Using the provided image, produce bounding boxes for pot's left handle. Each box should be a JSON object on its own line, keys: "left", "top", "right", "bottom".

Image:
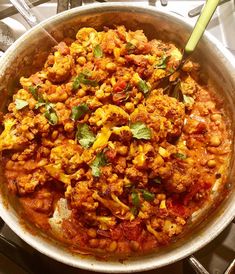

{"left": 9, "top": 0, "right": 39, "bottom": 27}
{"left": 187, "top": 256, "right": 210, "bottom": 274}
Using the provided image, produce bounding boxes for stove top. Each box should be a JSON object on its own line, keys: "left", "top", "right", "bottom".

{"left": 0, "top": 1, "right": 235, "bottom": 274}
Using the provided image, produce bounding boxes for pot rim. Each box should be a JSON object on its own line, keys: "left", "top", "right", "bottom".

{"left": 0, "top": 3, "right": 235, "bottom": 273}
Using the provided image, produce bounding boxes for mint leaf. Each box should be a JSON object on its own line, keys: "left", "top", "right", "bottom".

{"left": 137, "top": 79, "right": 150, "bottom": 95}
{"left": 76, "top": 123, "right": 96, "bottom": 148}
{"left": 94, "top": 44, "right": 103, "bottom": 58}
{"left": 70, "top": 104, "right": 89, "bottom": 121}
{"left": 130, "top": 122, "right": 151, "bottom": 140}
{"left": 15, "top": 99, "right": 28, "bottom": 110}
{"left": 90, "top": 152, "right": 107, "bottom": 177}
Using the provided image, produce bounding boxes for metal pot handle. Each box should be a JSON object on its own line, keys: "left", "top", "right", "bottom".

{"left": 9, "top": 0, "right": 39, "bottom": 27}
{"left": 188, "top": 256, "right": 210, "bottom": 274}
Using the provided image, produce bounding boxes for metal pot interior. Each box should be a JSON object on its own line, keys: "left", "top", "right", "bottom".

{"left": 0, "top": 4, "right": 235, "bottom": 273}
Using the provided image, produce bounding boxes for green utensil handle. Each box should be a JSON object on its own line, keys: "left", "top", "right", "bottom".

{"left": 185, "top": 0, "right": 220, "bottom": 54}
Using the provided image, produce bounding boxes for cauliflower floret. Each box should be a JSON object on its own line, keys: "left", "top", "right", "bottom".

{"left": 130, "top": 93, "right": 185, "bottom": 142}
{"left": 89, "top": 104, "right": 129, "bottom": 127}
{"left": 0, "top": 118, "right": 27, "bottom": 151}
{"left": 92, "top": 191, "right": 134, "bottom": 221}
{"left": 47, "top": 53, "right": 73, "bottom": 83}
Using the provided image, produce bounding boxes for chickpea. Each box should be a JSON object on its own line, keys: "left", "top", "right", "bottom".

{"left": 64, "top": 122, "right": 74, "bottom": 132}
{"left": 99, "top": 239, "right": 107, "bottom": 248}
{"left": 209, "top": 135, "right": 221, "bottom": 147}
{"left": 207, "top": 159, "right": 216, "bottom": 168}
{"left": 77, "top": 89, "right": 86, "bottom": 98}
{"left": 125, "top": 102, "right": 134, "bottom": 113}
{"left": 77, "top": 56, "right": 86, "bottom": 66}
{"left": 106, "top": 62, "right": 117, "bottom": 71}
{"left": 95, "top": 89, "right": 105, "bottom": 99}
{"left": 130, "top": 241, "right": 140, "bottom": 251}
{"left": 89, "top": 239, "right": 99, "bottom": 248}
{"left": 117, "top": 145, "right": 128, "bottom": 156}
{"left": 157, "top": 194, "right": 166, "bottom": 201}
{"left": 117, "top": 57, "right": 126, "bottom": 64}
{"left": 211, "top": 113, "right": 221, "bottom": 122}
{"left": 108, "top": 241, "right": 117, "bottom": 252}
{"left": 87, "top": 228, "right": 97, "bottom": 238}
{"left": 51, "top": 130, "right": 59, "bottom": 140}
{"left": 113, "top": 48, "right": 120, "bottom": 59}
{"left": 6, "top": 160, "right": 14, "bottom": 169}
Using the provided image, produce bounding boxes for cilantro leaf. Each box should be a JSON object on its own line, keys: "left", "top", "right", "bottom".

{"left": 125, "top": 42, "right": 136, "bottom": 54}
{"left": 90, "top": 152, "right": 107, "bottom": 177}
{"left": 130, "top": 122, "right": 151, "bottom": 140}
{"left": 153, "top": 177, "right": 162, "bottom": 184}
{"left": 72, "top": 73, "right": 98, "bottom": 90}
{"left": 94, "top": 44, "right": 103, "bottom": 58}
{"left": 137, "top": 79, "right": 150, "bottom": 95}
{"left": 131, "top": 191, "right": 140, "bottom": 207}
{"left": 183, "top": 94, "right": 194, "bottom": 106}
{"left": 70, "top": 104, "right": 89, "bottom": 121}
{"left": 72, "top": 77, "right": 81, "bottom": 90}
{"left": 44, "top": 104, "right": 58, "bottom": 125}
{"left": 173, "top": 153, "right": 187, "bottom": 160}
{"left": 15, "top": 99, "right": 28, "bottom": 110}
{"left": 76, "top": 123, "right": 96, "bottom": 148}
{"left": 29, "top": 86, "right": 45, "bottom": 103}
{"left": 29, "top": 86, "right": 38, "bottom": 100}
{"left": 154, "top": 55, "right": 170, "bottom": 69}
{"left": 35, "top": 102, "right": 46, "bottom": 109}
{"left": 141, "top": 189, "right": 155, "bottom": 201}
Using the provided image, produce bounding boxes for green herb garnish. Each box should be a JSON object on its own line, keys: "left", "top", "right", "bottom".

{"left": 73, "top": 77, "right": 81, "bottom": 90}
{"left": 15, "top": 99, "right": 29, "bottom": 110}
{"left": 29, "top": 86, "right": 45, "bottom": 104}
{"left": 130, "top": 122, "right": 151, "bottom": 140}
{"left": 35, "top": 101, "right": 46, "bottom": 109}
{"left": 173, "top": 153, "right": 187, "bottom": 160}
{"left": 72, "top": 73, "right": 98, "bottom": 90}
{"left": 90, "top": 152, "right": 107, "bottom": 177}
{"left": 168, "top": 81, "right": 183, "bottom": 102}
{"left": 153, "top": 177, "right": 162, "bottom": 184}
{"left": 44, "top": 104, "right": 58, "bottom": 125}
{"left": 183, "top": 94, "right": 194, "bottom": 106}
{"left": 130, "top": 206, "right": 138, "bottom": 217}
{"left": 131, "top": 191, "right": 140, "bottom": 207}
{"left": 29, "top": 86, "right": 38, "bottom": 100}
{"left": 137, "top": 79, "right": 150, "bottom": 95}
{"left": 154, "top": 55, "right": 170, "bottom": 69}
{"left": 70, "top": 103, "right": 89, "bottom": 121}
{"left": 94, "top": 44, "right": 103, "bottom": 58}
{"left": 125, "top": 42, "right": 136, "bottom": 54}
{"left": 141, "top": 189, "right": 155, "bottom": 201}
{"left": 76, "top": 123, "right": 96, "bottom": 148}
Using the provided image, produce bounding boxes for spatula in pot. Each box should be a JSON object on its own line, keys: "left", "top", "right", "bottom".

{"left": 161, "top": 0, "right": 220, "bottom": 99}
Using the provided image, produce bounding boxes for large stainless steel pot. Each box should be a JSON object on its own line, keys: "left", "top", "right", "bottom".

{"left": 0, "top": 3, "right": 235, "bottom": 273}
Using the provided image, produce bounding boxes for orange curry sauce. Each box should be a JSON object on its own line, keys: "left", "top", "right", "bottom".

{"left": 0, "top": 26, "right": 231, "bottom": 257}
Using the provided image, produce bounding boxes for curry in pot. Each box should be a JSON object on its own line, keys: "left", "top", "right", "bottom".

{"left": 0, "top": 26, "right": 231, "bottom": 256}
